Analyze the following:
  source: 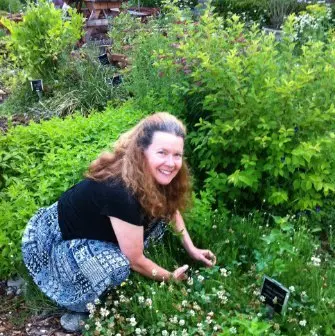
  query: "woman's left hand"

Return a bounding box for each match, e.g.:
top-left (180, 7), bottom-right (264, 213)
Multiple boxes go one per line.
top-left (189, 247), bottom-right (216, 267)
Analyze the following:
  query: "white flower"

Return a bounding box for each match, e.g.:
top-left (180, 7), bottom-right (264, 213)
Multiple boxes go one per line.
top-left (289, 286), bottom-right (295, 293)
top-left (145, 298), bottom-right (152, 308)
top-left (129, 317), bottom-right (137, 327)
top-left (259, 295), bottom-right (266, 302)
top-left (220, 268), bottom-right (229, 277)
top-left (138, 296), bottom-right (145, 304)
top-left (179, 319), bottom-right (185, 326)
top-left (299, 320), bottom-right (307, 327)
top-left (119, 294), bottom-right (127, 303)
top-left (170, 331), bottom-right (177, 336)
top-left (100, 307), bottom-right (110, 317)
top-left (135, 328), bottom-right (142, 335)
top-left (162, 331), bottom-right (168, 336)
top-left (182, 300), bottom-right (188, 307)
top-left (197, 275), bottom-right (205, 283)
top-left (95, 321), bottom-right (102, 331)
top-left (94, 298), bottom-right (101, 305)
top-left (189, 309), bottom-right (195, 316)
top-left (217, 290), bottom-right (228, 304)
top-left (206, 316), bottom-right (212, 324)
top-left (187, 277), bottom-right (194, 286)
top-left (84, 324), bottom-right (90, 330)
top-left (311, 255), bottom-right (321, 266)
top-left (229, 326), bottom-right (237, 334)
top-left (86, 302), bottom-right (95, 314)
top-left (182, 329), bottom-right (188, 336)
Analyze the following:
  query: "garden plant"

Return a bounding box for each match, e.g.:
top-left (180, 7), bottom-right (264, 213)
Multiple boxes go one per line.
top-left (0, 1), bottom-right (334, 335)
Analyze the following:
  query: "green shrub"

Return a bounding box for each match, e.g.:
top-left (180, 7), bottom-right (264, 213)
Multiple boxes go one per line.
top-left (213, 0), bottom-right (268, 24)
top-left (108, 10), bottom-right (186, 114)
top-left (0, 0), bottom-right (83, 79)
top-left (0, 0), bottom-right (23, 13)
top-left (144, 5), bottom-right (335, 213)
top-left (293, 3), bottom-right (335, 45)
top-left (0, 101), bottom-right (145, 278)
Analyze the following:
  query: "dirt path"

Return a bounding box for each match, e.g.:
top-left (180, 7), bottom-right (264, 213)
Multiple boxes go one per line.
top-left (0, 282), bottom-right (82, 336)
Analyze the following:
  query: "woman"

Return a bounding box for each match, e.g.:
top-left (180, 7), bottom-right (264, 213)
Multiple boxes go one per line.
top-left (22, 112), bottom-right (216, 330)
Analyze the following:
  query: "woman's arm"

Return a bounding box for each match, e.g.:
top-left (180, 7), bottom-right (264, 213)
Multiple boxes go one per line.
top-left (172, 210), bottom-right (216, 267)
top-left (110, 217), bottom-right (188, 281)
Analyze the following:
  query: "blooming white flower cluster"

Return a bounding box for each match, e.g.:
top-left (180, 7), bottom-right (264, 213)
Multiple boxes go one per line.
top-left (135, 327), bottom-right (147, 335)
top-left (127, 316), bottom-right (137, 327)
top-left (197, 275), bottom-right (205, 283)
top-left (187, 277), bottom-right (194, 286)
top-left (217, 290), bottom-right (228, 304)
top-left (299, 319), bottom-right (307, 327)
top-left (220, 267), bottom-right (231, 277)
top-left (229, 326), bottom-right (237, 334)
top-left (100, 307), bottom-right (110, 317)
top-left (311, 255), bottom-right (321, 266)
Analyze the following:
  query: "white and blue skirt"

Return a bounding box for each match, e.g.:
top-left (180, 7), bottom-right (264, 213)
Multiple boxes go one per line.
top-left (22, 202), bottom-right (167, 312)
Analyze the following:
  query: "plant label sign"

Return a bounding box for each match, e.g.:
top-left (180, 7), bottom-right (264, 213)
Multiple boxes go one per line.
top-left (98, 53), bottom-right (110, 65)
top-left (111, 74), bottom-right (122, 86)
top-left (260, 276), bottom-right (290, 314)
top-left (30, 79), bottom-right (43, 92)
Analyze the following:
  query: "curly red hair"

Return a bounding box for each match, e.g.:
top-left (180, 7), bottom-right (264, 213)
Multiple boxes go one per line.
top-left (86, 113), bottom-right (191, 220)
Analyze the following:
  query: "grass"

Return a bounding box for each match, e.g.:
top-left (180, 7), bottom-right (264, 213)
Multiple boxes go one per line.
top-left (79, 210), bottom-right (335, 336)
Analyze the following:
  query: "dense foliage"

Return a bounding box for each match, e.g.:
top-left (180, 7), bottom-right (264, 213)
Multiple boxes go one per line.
top-left (0, 0), bottom-right (24, 13)
top-left (0, 2), bottom-right (335, 335)
top-left (0, 0), bottom-right (83, 79)
top-left (0, 102), bottom-right (145, 278)
top-left (82, 210), bottom-right (335, 335)
top-left (118, 4), bottom-right (335, 214)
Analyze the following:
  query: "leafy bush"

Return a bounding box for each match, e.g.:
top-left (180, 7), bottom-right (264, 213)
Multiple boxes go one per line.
top-left (293, 3), bottom-right (335, 45)
top-left (149, 5), bottom-right (335, 213)
top-left (0, 0), bottom-right (23, 13)
top-left (0, 102), bottom-right (145, 278)
top-left (213, 0), bottom-right (269, 24)
top-left (108, 10), bottom-right (186, 114)
top-left (0, 0), bottom-right (83, 79)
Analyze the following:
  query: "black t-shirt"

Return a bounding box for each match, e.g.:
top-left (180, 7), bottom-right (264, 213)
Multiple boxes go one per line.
top-left (57, 178), bottom-right (148, 243)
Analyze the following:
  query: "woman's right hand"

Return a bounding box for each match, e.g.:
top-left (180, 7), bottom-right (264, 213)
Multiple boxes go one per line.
top-left (172, 264), bottom-right (189, 281)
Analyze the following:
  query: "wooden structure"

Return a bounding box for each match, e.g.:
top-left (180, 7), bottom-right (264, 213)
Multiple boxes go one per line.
top-left (84, 0), bottom-right (122, 39)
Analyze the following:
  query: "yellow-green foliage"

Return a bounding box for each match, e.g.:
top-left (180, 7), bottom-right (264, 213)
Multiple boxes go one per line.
top-left (0, 0), bottom-right (83, 78)
top-left (0, 102), bottom-right (145, 278)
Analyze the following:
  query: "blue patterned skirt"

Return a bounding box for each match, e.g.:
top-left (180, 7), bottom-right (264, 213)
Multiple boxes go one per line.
top-left (22, 202), bottom-right (167, 312)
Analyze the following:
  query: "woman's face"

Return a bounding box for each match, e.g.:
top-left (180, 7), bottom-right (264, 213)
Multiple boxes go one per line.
top-left (144, 131), bottom-right (184, 185)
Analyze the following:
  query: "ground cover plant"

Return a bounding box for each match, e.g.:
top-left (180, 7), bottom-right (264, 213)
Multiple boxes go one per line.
top-left (82, 210), bottom-right (335, 335)
top-left (0, 101), bottom-right (145, 278)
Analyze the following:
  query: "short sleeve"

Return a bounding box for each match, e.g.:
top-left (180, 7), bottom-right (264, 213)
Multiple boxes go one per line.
top-left (100, 180), bottom-right (144, 226)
